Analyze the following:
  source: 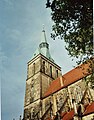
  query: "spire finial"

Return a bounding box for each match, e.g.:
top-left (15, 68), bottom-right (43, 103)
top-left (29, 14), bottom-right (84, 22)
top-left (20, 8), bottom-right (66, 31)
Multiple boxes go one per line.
top-left (42, 24), bottom-right (45, 32)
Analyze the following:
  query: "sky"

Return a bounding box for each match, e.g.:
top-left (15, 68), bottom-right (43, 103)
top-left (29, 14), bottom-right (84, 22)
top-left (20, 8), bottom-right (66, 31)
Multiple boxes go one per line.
top-left (0, 0), bottom-right (78, 120)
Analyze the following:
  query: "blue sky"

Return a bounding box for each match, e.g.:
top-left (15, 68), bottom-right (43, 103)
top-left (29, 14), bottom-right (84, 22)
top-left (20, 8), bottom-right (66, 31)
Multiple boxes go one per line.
top-left (0, 0), bottom-right (78, 120)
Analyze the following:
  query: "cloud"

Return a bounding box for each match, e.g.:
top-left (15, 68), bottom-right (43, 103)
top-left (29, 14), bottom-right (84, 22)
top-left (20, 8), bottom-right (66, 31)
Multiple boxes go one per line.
top-left (3, 0), bottom-right (13, 5)
top-left (0, 46), bottom-right (8, 69)
top-left (8, 29), bottom-right (21, 40)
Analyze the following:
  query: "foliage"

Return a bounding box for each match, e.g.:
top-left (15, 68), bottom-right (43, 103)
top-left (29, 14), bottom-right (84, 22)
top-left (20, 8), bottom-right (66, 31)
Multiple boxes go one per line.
top-left (85, 57), bottom-right (94, 89)
top-left (50, 0), bottom-right (93, 63)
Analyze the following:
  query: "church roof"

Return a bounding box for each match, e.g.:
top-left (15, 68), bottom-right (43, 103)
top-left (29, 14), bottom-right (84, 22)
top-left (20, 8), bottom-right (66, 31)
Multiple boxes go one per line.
top-left (32, 29), bottom-right (54, 62)
top-left (62, 102), bottom-right (94, 119)
top-left (61, 109), bottom-right (74, 120)
top-left (51, 102), bottom-right (94, 120)
top-left (43, 58), bottom-right (93, 98)
top-left (62, 102), bottom-right (94, 120)
top-left (83, 102), bottom-right (94, 116)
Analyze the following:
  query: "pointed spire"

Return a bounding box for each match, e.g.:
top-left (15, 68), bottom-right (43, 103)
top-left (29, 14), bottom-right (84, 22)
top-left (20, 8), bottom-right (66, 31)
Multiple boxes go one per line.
top-left (40, 25), bottom-right (47, 43)
top-left (39, 25), bottom-right (49, 49)
top-left (32, 26), bottom-right (54, 62)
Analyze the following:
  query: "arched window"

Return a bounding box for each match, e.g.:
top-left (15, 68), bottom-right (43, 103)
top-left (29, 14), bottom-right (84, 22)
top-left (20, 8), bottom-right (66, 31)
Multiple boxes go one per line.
top-left (33, 63), bottom-right (35, 75)
top-left (31, 79), bottom-right (34, 102)
top-left (73, 86), bottom-right (83, 103)
top-left (56, 70), bottom-right (58, 78)
top-left (43, 61), bottom-right (45, 73)
top-left (50, 66), bottom-right (52, 77)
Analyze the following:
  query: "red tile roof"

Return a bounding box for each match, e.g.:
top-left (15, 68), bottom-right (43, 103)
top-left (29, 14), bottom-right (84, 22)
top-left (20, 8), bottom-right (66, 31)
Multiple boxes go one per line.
top-left (83, 102), bottom-right (94, 116)
top-left (52, 102), bottom-right (94, 120)
top-left (43, 59), bottom-right (93, 98)
top-left (62, 110), bottom-right (74, 120)
top-left (62, 102), bottom-right (94, 119)
top-left (47, 118), bottom-right (51, 120)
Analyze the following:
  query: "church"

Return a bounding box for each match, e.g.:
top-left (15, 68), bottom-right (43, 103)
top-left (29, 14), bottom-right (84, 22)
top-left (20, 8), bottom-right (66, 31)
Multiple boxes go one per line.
top-left (23, 28), bottom-right (94, 120)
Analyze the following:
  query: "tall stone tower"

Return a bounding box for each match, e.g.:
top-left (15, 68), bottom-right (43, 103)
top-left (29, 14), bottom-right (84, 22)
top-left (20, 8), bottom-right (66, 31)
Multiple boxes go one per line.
top-left (23, 28), bottom-right (62, 119)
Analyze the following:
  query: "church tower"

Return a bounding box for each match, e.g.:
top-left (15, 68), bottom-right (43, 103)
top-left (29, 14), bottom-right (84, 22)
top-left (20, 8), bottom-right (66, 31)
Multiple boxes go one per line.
top-left (23, 28), bottom-right (62, 119)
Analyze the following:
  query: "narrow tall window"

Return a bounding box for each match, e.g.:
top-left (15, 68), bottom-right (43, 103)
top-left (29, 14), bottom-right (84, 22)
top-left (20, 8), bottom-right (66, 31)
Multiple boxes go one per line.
top-left (50, 66), bottom-right (52, 77)
top-left (73, 86), bottom-right (83, 103)
top-left (31, 79), bottom-right (34, 102)
top-left (43, 61), bottom-right (45, 73)
top-left (33, 63), bottom-right (35, 75)
top-left (56, 70), bottom-right (58, 78)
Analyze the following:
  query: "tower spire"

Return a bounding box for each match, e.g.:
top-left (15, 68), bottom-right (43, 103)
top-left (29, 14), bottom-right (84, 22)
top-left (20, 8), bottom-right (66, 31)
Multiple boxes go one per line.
top-left (32, 27), bottom-right (54, 62)
top-left (40, 25), bottom-right (47, 43)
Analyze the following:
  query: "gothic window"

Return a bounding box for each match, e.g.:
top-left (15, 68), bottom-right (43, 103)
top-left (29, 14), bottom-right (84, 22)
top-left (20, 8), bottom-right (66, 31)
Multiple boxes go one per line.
top-left (43, 61), bottom-right (45, 73)
top-left (56, 94), bottom-right (64, 110)
top-left (34, 81), bottom-right (40, 100)
top-left (31, 108), bottom-right (34, 119)
top-left (50, 66), bottom-right (52, 77)
top-left (56, 70), bottom-right (58, 78)
top-left (56, 89), bottom-right (68, 111)
top-left (31, 79), bottom-right (35, 102)
top-left (73, 86), bottom-right (83, 103)
top-left (33, 63), bottom-right (35, 75)
top-left (45, 100), bottom-right (51, 112)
